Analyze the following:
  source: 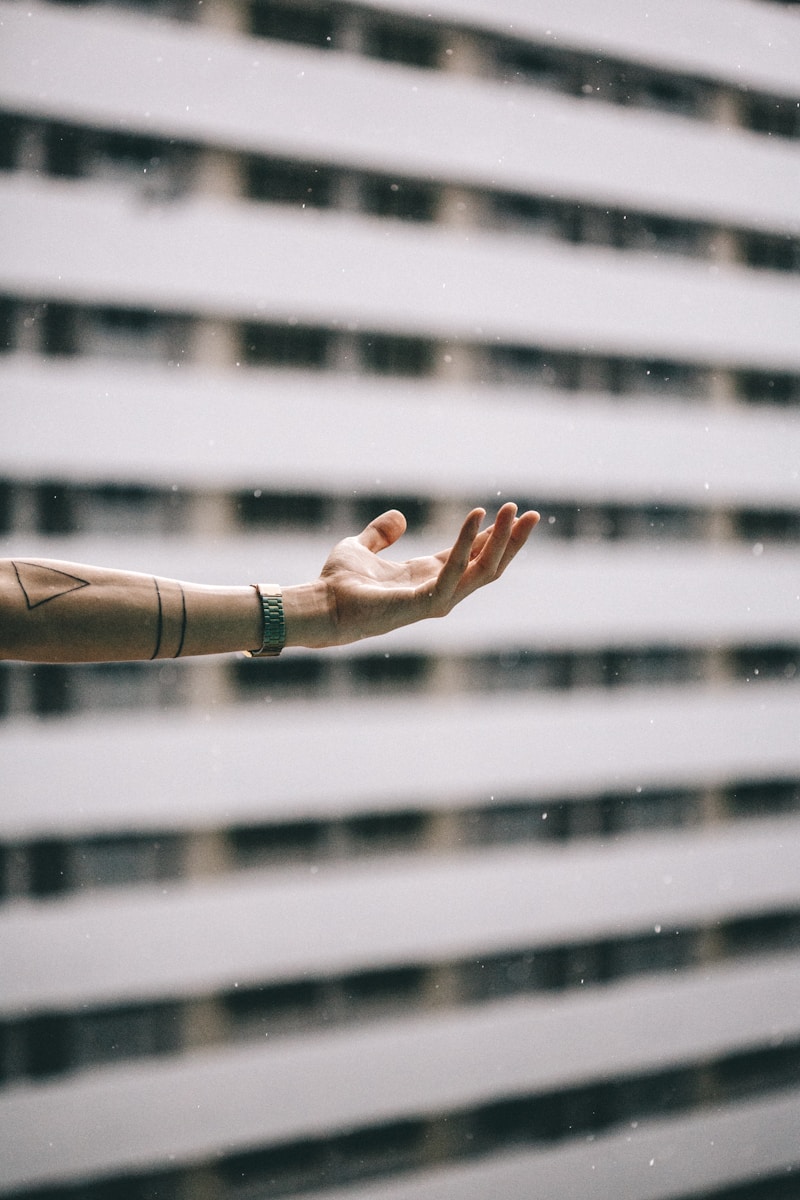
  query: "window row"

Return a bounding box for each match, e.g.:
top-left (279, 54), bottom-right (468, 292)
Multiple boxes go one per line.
top-left (3, 478), bottom-right (800, 543)
top-left (0, 640), bottom-right (795, 723)
top-left (3, 114), bottom-right (800, 273)
top-left (37, 0), bottom-right (800, 140)
top-left (3, 1033), bottom-right (800, 1198)
top-left (1, 643), bottom-right (797, 720)
top-left (4, 300), bottom-right (800, 408)
top-left (3, 908), bottom-right (799, 1083)
top-left (3, 777), bottom-right (798, 899)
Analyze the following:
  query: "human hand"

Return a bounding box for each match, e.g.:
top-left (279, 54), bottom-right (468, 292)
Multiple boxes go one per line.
top-left (282, 503), bottom-right (539, 648)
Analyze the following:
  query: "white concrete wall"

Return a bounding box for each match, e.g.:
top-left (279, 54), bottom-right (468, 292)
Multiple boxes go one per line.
top-left (1, 0), bottom-right (799, 1196)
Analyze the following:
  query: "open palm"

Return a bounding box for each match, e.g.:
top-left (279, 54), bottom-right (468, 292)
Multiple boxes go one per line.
top-left (316, 503), bottom-right (539, 646)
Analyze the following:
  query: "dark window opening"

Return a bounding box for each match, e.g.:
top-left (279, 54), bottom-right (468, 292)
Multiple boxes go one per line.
top-left (225, 980), bottom-right (324, 1035)
top-left (602, 647), bottom-right (703, 688)
top-left (726, 779), bottom-right (800, 819)
top-left (2, 1171), bottom-right (181, 1200)
top-left (732, 644), bottom-right (800, 682)
top-left (737, 371), bottom-right (799, 406)
top-left (242, 323), bottom-right (331, 368)
top-left (350, 653), bottom-right (430, 691)
top-left (604, 788), bottom-right (696, 834)
top-left (72, 1004), bottom-right (180, 1070)
top-left (489, 345), bottom-right (581, 389)
top-left (362, 176), bottom-right (438, 222)
top-left (230, 821), bottom-right (326, 865)
top-left (91, 130), bottom-right (163, 172)
top-left (233, 656), bottom-right (327, 692)
top-left (343, 811), bottom-right (428, 853)
top-left (343, 966), bottom-right (425, 1006)
top-left (0, 113), bottom-right (22, 171)
top-left (359, 333), bottom-right (435, 376)
top-left (222, 1137), bottom-right (328, 1196)
top-left (714, 1041), bottom-right (800, 1101)
top-left (619, 212), bottom-right (707, 255)
top-left (742, 232), bottom-right (799, 272)
top-left (28, 839), bottom-right (70, 896)
top-left (735, 509), bottom-right (800, 542)
top-left (15, 1006), bottom-right (180, 1081)
top-left (744, 94), bottom-right (800, 139)
top-left (246, 156), bottom-right (334, 207)
top-left (30, 665), bottom-right (72, 717)
top-left (497, 42), bottom-right (581, 94)
top-left (636, 74), bottom-right (705, 116)
top-left (25, 1015), bottom-right (71, 1077)
top-left (41, 303), bottom-right (79, 357)
top-left (0, 297), bottom-right (15, 353)
top-left (364, 22), bottom-right (441, 68)
top-left (44, 123), bottom-right (84, 177)
top-left (725, 910), bottom-right (800, 957)
top-left (93, 307), bottom-right (158, 334)
top-left (235, 489), bottom-right (329, 528)
top-left (493, 192), bottom-right (559, 232)
top-left (72, 835), bottom-right (181, 889)
top-left (0, 479), bottom-right (13, 531)
top-left (222, 1119), bottom-right (426, 1195)
top-left (250, 0), bottom-right (335, 48)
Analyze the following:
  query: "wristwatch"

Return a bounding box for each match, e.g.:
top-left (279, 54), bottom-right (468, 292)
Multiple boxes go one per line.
top-left (244, 584), bottom-right (285, 657)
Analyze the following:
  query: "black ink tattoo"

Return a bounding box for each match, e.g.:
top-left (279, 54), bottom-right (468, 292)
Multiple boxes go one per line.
top-left (174, 585), bottom-right (187, 658)
top-left (13, 561), bottom-right (90, 609)
top-left (150, 578), bottom-right (163, 660)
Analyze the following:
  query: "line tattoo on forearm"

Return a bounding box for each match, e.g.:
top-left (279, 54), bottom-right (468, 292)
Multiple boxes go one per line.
top-left (175, 585), bottom-right (187, 659)
top-left (151, 578), bottom-right (188, 659)
top-left (150, 578), bottom-right (164, 660)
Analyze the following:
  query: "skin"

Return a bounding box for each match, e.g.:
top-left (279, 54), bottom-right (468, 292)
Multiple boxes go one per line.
top-left (0, 503), bottom-right (539, 663)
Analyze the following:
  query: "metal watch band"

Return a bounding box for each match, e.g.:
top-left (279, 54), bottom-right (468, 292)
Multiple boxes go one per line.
top-left (244, 584), bottom-right (285, 657)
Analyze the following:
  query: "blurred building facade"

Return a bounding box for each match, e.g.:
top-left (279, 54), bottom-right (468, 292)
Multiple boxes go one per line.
top-left (1, 0), bottom-right (800, 1196)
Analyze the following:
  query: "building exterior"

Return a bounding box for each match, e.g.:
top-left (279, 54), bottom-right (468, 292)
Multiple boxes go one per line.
top-left (1, 1), bottom-right (800, 1197)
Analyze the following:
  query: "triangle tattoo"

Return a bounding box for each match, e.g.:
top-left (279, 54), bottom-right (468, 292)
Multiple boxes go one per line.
top-left (13, 561), bottom-right (91, 609)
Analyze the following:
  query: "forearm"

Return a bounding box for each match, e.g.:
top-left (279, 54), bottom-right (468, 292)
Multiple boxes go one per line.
top-left (0, 559), bottom-right (329, 663)
top-left (0, 506), bottom-right (538, 662)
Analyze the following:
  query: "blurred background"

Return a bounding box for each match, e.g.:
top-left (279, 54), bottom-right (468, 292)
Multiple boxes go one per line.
top-left (1, 0), bottom-right (800, 1197)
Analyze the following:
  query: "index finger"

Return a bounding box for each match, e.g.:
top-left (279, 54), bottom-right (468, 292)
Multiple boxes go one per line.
top-left (432, 507), bottom-right (486, 598)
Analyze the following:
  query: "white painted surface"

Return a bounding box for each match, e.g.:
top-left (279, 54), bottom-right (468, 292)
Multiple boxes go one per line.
top-left (3, 178), bottom-right (800, 367)
top-left (2, 817), bottom-right (800, 1013)
top-left (3, 360), bottom-right (800, 504)
top-left (1, 956), bottom-right (799, 1189)
top-left (297, 1090), bottom-right (800, 1200)
top-left (359, 0), bottom-right (800, 94)
top-left (1, 4), bottom-right (799, 235)
top-left (2, 683), bottom-right (799, 836)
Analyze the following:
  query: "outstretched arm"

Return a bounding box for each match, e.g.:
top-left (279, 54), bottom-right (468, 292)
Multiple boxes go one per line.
top-left (0, 503), bottom-right (538, 663)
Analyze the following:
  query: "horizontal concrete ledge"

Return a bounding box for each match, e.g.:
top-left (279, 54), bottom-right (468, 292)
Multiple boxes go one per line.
top-left (1, 954), bottom-right (799, 1189)
top-left (1, 2), bottom-right (799, 237)
top-left (2, 817), bottom-right (800, 1012)
top-left (3, 178), bottom-right (800, 367)
top-left (297, 1087), bottom-right (800, 1200)
top-left (2, 359), bottom-right (800, 506)
top-left (1, 683), bottom-right (799, 837)
top-left (359, 0), bottom-right (800, 97)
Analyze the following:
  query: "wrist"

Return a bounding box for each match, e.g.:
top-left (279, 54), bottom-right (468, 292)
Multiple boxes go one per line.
top-left (281, 580), bottom-right (336, 648)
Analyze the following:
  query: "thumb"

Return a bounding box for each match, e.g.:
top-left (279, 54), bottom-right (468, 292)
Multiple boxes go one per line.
top-left (356, 509), bottom-right (407, 553)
